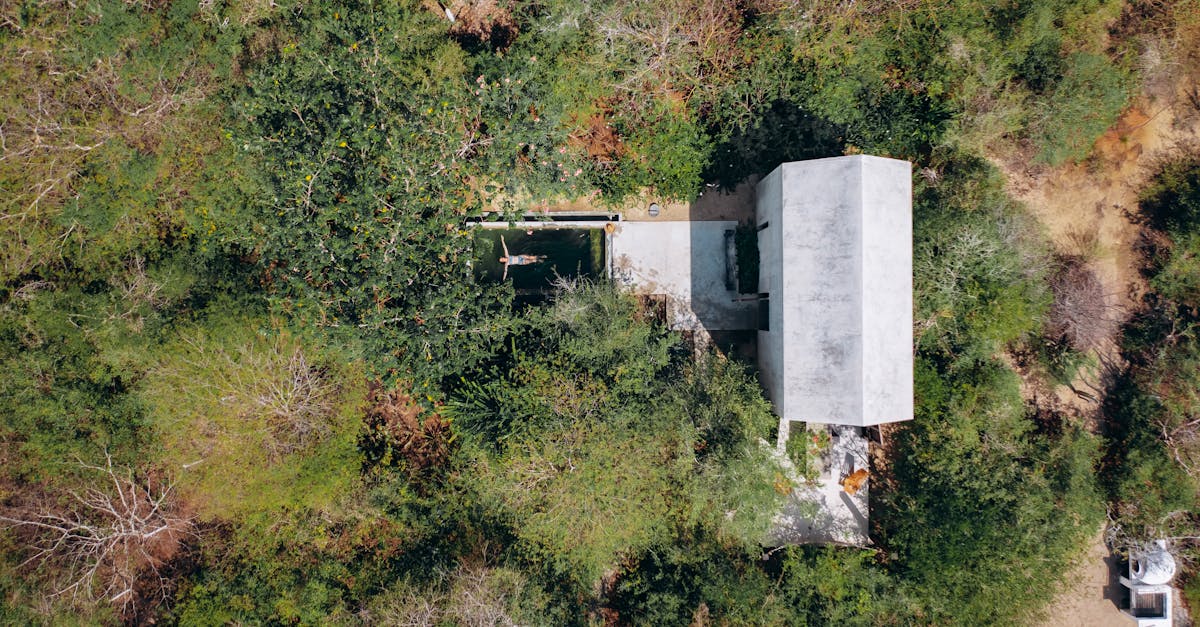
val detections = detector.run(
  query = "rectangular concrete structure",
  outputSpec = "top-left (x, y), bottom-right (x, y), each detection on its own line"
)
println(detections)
top-left (756, 156), bottom-right (914, 428)
top-left (610, 221), bottom-right (757, 331)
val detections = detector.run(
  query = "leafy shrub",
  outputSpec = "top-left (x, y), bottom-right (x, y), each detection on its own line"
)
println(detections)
top-left (454, 282), bottom-right (780, 586)
top-left (784, 423), bottom-right (829, 484)
top-left (1139, 157), bottom-right (1200, 238)
top-left (615, 106), bottom-right (713, 201)
top-left (1186, 576), bottom-right (1200, 622)
top-left (609, 537), bottom-right (786, 626)
top-left (882, 355), bottom-right (1103, 624)
top-left (912, 156), bottom-right (1050, 357)
top-left (365, 562), bottom-right (547, 626)
top-left (233, 1), bottom-right (521, 393)
top-left (734, 222), bottom-right (759, 294)
top-left (1032, 52), bottom-right (1133, 165)
top-left (478, 421), bottom-right (678, 586)
top-left (1108, 158), bottom-right (1200, 551)
top-left (1016, 33), bottom-right (1066, 93)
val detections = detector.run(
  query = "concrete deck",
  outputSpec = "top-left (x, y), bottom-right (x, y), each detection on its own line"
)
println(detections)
top-left (769, 425), bottom-right (870, 546)
top-left (609, 221), bottom-right (756, 331)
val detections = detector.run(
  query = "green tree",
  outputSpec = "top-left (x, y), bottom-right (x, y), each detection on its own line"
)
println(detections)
top-left (228, 1), bottom-right (522, 393)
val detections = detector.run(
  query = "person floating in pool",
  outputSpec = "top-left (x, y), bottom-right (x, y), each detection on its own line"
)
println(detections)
top-left (499, 235), bottom-right (546, 280)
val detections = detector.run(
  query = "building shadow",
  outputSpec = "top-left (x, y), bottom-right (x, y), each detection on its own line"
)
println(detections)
top-left (688, 102), bottom-right (845, 353)
top-left (683, 178), bottom-right (758, 352)
top-left (1102, 549), bottom-right (1127, 609)
top-left (702, 100), bottom-right (846, 190)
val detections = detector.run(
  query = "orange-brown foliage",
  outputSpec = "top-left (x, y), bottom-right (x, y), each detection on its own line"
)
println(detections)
top-left (361, 384), bottom-right (455, 489)
top-left (568, 105), bottom-right (627, 165)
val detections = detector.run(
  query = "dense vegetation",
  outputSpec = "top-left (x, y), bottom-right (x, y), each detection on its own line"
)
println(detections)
top-left (1106, 157), bottom-right (1200, 605)
top-left (0, 0), bottom-right (1196, 624)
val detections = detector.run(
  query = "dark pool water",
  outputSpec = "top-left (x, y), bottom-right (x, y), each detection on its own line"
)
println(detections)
top-left (473, 228), bottom-right (606, 291)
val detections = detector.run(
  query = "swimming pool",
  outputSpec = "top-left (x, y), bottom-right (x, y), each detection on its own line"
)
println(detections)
top-left (472, 227), bottom-right (607, 291)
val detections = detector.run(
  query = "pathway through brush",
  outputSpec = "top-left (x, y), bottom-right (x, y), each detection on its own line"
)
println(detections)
top-left (995, 66), bottom-right (1200, 426)
top-left (992, 54), bottom-right (1200, 627)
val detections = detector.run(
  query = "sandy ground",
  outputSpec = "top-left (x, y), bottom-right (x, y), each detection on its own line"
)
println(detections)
top-left (608, 221), bottom-right (757, 330)
top-left (991, 66), bottom-right (1200, 420)
top-left (993, 90), bottom-right (1200, 315)
top-left (1035, 530), bottom-right (1128, 627)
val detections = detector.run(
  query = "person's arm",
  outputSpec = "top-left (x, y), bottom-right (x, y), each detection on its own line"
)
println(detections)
top-left (502, 262), bottom-right (508, 281)
top-left (501, 235), bottom-right (509, 257)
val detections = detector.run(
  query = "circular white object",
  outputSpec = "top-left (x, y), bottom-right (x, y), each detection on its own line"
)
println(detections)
top-left (648, 202), bottom-right (661, 217)
top-left (1132, 542), bottom-right (1177, 585)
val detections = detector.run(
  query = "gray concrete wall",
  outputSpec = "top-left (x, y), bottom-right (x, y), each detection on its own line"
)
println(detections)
top-left (755, 167), bottom-right (785, 421)
top-left (859, 156), bottom-right (914, 426)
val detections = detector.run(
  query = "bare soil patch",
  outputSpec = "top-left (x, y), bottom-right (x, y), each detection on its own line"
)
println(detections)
top-left (993, 79), bottom-right (1200, 423)
top-left (1034, 529), bottom-right (1127, 627)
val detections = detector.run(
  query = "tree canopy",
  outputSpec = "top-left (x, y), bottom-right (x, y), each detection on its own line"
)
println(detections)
top-left (2, 0), bottom-right (1196, 624)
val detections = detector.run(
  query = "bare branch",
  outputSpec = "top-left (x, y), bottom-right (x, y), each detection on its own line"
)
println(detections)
top-left (0, 455), bottom-right (194, 616)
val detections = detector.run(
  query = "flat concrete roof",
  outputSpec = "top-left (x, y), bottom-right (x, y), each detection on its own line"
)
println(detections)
top-left (756, 155), bottom-right (913, 428)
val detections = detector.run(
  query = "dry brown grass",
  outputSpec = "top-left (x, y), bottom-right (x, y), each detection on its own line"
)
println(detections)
top-left (567, 105), bottom-right (626, 166)
top-left (436, 0), bottom-right (519, 50)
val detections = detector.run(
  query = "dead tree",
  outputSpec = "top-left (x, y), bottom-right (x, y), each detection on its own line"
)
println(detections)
top-left (1046, 258), bottom-right (1123, 351)
top-left (0, 453), bottom-right (193, 615)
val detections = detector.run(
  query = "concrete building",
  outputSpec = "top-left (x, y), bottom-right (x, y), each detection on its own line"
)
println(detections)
top-left (609, 154), bottom-right (913, 546)
top-left (755, 155), bottom-right (913, 433)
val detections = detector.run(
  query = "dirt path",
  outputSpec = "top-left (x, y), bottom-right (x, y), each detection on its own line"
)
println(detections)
top-left (992, 77), bottom-right (1200, 418)
top-left (1035, 530), bottom-right (1128, 627)
top-left (995, 88), bottom-right (1200, 309)
top-left (992, 60), bottom-right (1200, 627)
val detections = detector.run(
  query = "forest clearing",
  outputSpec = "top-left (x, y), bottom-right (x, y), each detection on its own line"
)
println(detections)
top-left (3, 1), bottom-right (1200, 625)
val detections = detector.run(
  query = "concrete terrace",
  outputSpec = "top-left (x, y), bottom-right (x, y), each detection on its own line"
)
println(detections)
top-left (609, 221), bottom-right (755, 331)
top-left (770, 425), bottom-right (870, 546)
top-left (602, 179), bottom-right (760, 332)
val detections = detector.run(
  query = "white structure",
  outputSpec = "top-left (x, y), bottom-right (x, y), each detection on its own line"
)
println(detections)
top-left (610, 221), bottom-right (756, 331)
top-left (755, 155), bottom-right (913, 430)
top-left (1120, 541), bottom-right (1177, 627)
top-left (608, 155), bottom-right (914, 547)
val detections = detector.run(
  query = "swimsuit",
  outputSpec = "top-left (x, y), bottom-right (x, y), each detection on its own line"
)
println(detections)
top-left (509, 254), bottom-right (536, 265)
